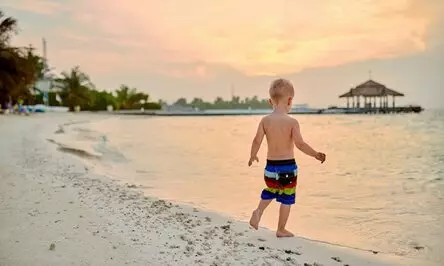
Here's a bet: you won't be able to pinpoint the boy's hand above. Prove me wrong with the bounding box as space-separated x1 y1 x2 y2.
248 156 259 166
315 152 326 163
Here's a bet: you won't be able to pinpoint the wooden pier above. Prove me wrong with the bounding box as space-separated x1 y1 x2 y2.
338 79 423 114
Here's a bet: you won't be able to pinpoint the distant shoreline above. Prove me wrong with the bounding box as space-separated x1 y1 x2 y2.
112 106 424 116
2 104 423 116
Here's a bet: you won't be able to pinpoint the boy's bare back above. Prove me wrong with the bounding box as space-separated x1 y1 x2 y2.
251 112 322 163
248 78 325 166
261 113 298 160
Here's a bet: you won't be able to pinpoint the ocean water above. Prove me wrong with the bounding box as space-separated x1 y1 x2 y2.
52 110 444 264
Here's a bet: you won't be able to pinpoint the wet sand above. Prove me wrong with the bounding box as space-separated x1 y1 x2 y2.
0 113 430 266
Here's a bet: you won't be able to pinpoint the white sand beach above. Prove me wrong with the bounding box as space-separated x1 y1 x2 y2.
0 113 433 266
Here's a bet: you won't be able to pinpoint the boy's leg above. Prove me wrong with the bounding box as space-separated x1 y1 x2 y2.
249 199 272 230
276 203 294 237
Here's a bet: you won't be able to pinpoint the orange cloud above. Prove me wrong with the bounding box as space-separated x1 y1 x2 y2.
6 0 442 79
67 0 438 77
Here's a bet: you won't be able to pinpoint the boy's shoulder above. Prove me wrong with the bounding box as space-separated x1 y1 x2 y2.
262 114 298 124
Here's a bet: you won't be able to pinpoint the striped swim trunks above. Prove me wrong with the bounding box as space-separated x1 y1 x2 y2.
261 159 298 205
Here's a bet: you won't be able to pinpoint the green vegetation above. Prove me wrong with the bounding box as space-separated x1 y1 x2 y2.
173 96 271 110
0 10 45 108
0 10 161 112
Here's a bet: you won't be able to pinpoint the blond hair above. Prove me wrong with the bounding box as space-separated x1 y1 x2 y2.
269 78 294 101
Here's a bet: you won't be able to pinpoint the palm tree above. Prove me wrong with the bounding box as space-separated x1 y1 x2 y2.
0 46 44 106
25 45 45 80
0 10 17 46
115 85 148 110
0 11 44 107
115 85 130 110
0 10 18 107
55 66 93 111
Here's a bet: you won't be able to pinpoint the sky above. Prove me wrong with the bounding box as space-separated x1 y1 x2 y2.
2 0 443 108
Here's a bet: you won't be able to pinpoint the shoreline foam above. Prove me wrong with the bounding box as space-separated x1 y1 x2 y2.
0 114 436 265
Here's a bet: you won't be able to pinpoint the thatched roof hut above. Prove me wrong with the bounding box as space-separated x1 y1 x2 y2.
339 79 404 109
339 80 404 98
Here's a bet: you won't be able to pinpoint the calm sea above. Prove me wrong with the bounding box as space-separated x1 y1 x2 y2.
55 110 444 264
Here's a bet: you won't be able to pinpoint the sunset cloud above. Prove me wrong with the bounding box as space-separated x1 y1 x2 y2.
63 0 437 77
5 0 441 79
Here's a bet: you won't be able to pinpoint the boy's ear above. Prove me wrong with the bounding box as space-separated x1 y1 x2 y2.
288 97 293 106
268 98 273 106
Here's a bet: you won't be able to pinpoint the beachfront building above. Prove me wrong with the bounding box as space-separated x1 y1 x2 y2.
339 79 404 111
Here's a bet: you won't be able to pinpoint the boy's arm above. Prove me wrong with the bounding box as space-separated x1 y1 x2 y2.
292 120 325 162
248 118 265 166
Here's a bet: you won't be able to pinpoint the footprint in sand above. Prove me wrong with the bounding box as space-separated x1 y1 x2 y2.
331 257 342 262
284 249 302 255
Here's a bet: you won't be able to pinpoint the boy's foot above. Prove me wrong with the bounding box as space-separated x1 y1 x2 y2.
276 229 294 238
249 210 261 230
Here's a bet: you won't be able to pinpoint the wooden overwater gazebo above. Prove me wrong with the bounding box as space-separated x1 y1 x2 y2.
339 79 409 113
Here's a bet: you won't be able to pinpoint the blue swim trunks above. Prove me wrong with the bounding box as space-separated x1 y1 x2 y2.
261 159 298 205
